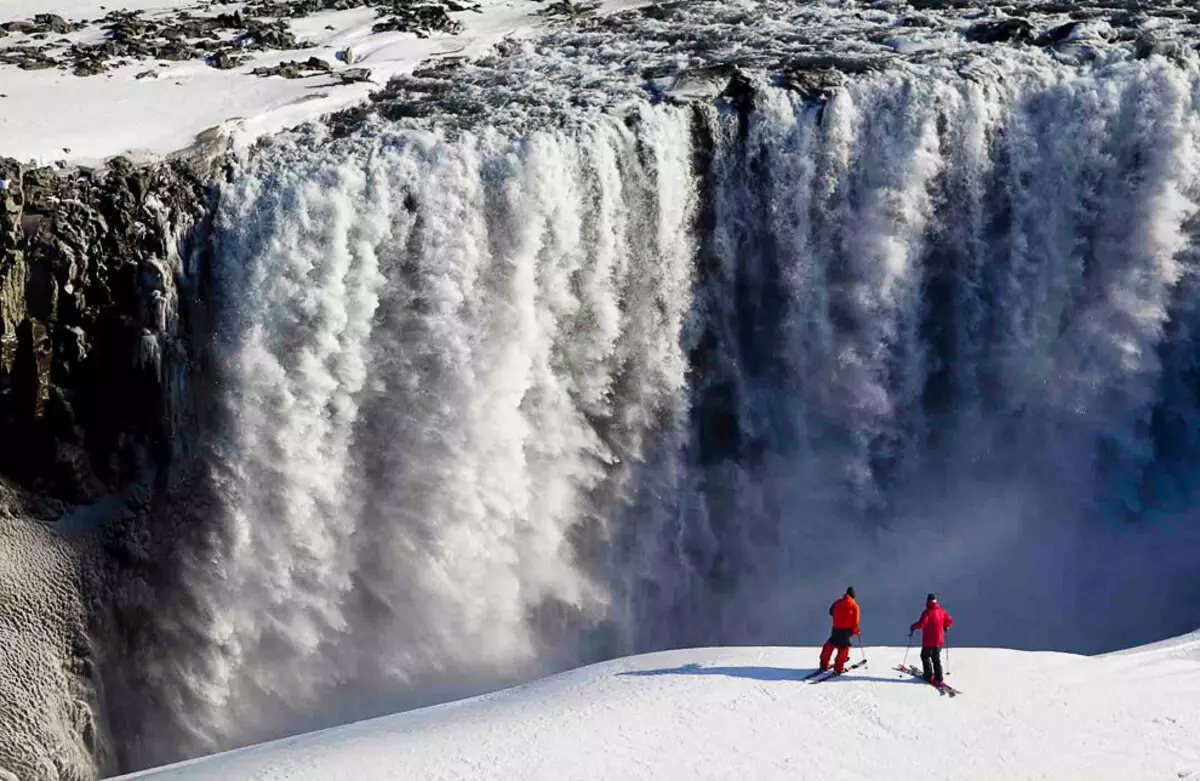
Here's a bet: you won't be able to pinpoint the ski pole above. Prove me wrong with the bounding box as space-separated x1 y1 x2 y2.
857 634 868 665
946 631 951 676
902 631 912 670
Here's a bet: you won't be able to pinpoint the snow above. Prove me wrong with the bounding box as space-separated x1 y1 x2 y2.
0 0 642 166
115 632 1200 780
4 0 1198 166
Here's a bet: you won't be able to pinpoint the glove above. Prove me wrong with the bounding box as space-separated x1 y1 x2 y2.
908 631 914 639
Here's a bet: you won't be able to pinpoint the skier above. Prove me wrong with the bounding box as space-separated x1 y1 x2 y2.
819 586 860 673
909 593 953 685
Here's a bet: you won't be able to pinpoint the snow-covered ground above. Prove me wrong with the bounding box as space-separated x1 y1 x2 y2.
116 632 1200 780
4 0 1199 166
0 0 643 165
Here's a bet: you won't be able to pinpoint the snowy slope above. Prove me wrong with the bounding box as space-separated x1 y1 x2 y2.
116 633 1200 781
0 0 643 165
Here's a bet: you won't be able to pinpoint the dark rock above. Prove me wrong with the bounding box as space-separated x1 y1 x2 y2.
32 13 83 35
536 0 601 19
240 20 302 50
965 18 1035 44
372 4 464 37
908 0 977 8
1 20 36 34
251 56 332 78
1134 34 1186 60
0 157 209 501
778 66 844 103
73 57 108 76
205 49 246 70
1036 21 1078 46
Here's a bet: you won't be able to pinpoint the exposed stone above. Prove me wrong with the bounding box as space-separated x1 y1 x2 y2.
205 49 246 70
372 5 464 37
2 0 472 78
251 55 332 78
964 18 1035 44
1037 21 1079 46
778 65 844 103
337 66 373 84
0 157 209 501
0 20 36 34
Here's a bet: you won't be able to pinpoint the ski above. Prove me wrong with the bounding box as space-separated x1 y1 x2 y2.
895 664 960 697
806 659 867 684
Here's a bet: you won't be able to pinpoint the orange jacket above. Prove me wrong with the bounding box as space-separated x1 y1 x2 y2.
830 594 860 634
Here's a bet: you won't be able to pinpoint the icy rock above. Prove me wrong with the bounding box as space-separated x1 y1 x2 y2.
964 18 1035 44
660 65 741 104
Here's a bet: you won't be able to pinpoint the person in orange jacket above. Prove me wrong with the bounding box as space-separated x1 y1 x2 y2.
819 586 860 673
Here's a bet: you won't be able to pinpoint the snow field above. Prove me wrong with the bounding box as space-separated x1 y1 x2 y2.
0 0 640 165
117 633 1200 781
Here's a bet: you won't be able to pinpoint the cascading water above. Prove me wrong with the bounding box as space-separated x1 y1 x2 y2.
119 23 1200 769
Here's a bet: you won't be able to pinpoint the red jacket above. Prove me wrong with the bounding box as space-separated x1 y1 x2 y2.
910 600 953 648
830 594 860 634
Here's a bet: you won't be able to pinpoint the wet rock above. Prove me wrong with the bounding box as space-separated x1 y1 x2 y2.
1134 34 1187 60
1036 21 1078 46
778 65 844 103
651 64 741 104
965 18 1035 44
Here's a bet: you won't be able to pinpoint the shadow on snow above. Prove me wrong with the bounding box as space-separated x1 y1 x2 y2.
618 662 916 685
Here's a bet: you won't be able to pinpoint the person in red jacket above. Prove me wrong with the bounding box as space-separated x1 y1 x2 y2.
819 587 860 673
909 593 953 685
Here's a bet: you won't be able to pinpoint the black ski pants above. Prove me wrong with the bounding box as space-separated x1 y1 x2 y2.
920 647 943 681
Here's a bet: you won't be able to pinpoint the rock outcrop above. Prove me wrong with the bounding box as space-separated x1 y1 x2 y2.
0 157 208 504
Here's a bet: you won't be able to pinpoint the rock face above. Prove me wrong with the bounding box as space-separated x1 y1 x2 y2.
0 158 208 504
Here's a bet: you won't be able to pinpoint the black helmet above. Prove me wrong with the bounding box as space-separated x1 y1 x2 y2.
846 586 856 598
926 593 937 602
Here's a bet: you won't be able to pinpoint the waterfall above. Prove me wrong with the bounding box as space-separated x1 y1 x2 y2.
128 54 1200 764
